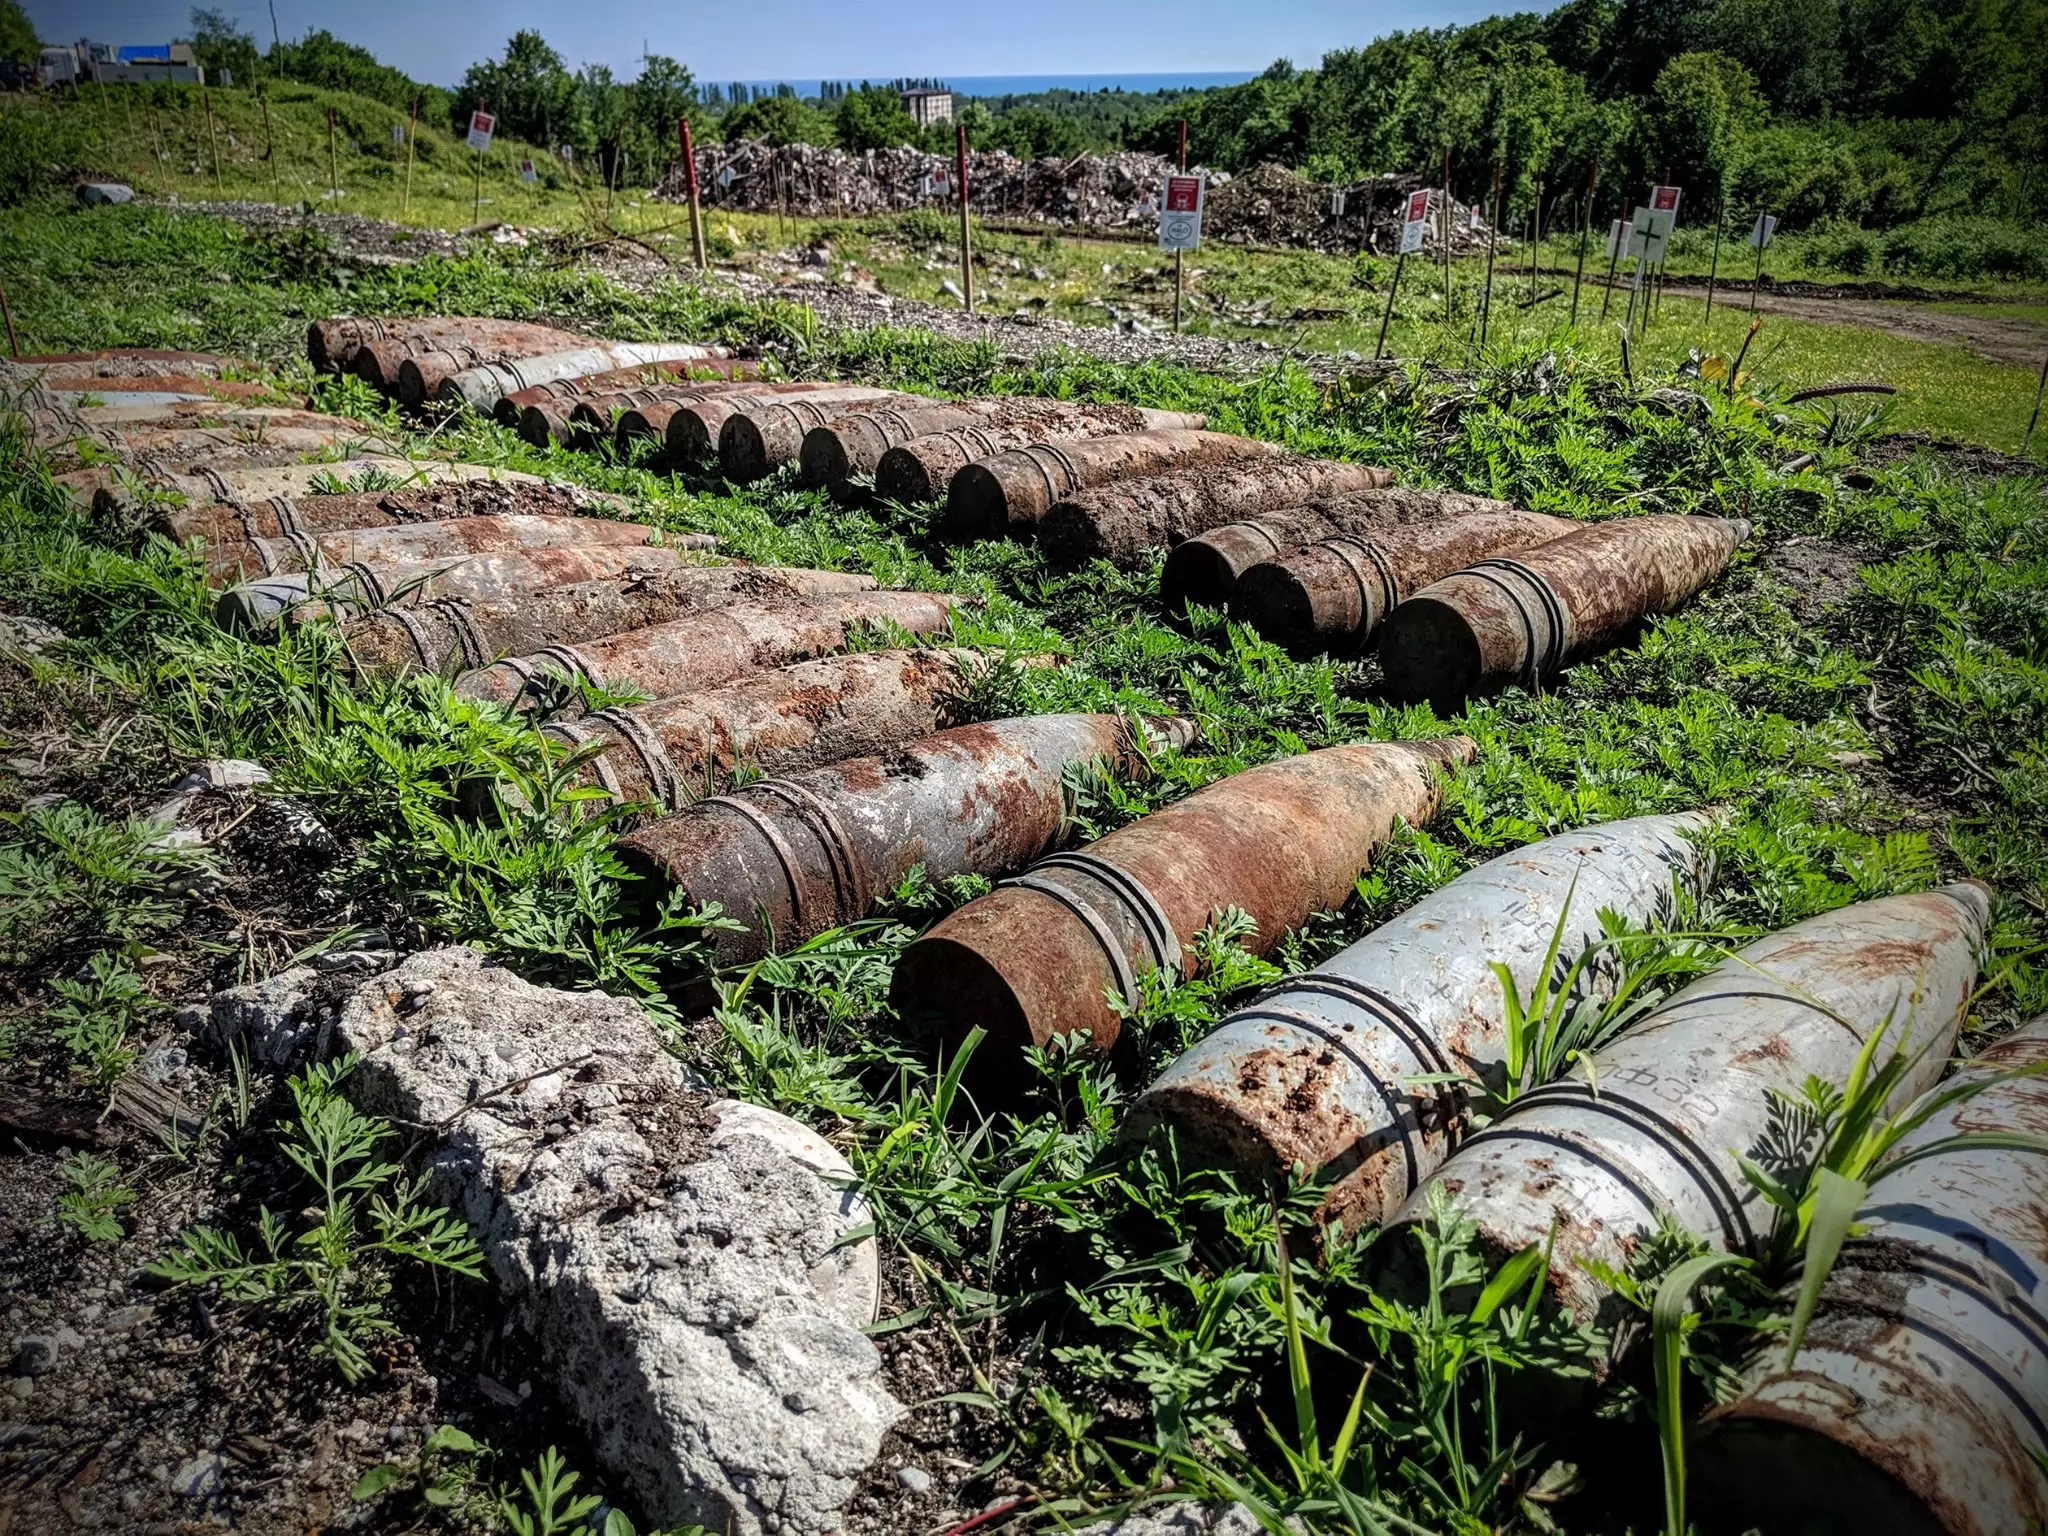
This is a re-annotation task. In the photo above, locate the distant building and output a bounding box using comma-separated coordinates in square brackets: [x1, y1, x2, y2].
[901, 87, 953, 127]
[38, 41, 205, 87]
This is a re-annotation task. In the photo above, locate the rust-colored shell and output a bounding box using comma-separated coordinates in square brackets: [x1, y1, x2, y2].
[939, 430, 1283, 542]
[872, 409, 1209, 506]
[890, 738, 1473, 1055]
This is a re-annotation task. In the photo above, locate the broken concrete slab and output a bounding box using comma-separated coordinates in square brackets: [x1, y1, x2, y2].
[331, 947, 897, 1535]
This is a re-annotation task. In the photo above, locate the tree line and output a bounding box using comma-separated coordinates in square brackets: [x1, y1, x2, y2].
[11, 0, 2036, 228]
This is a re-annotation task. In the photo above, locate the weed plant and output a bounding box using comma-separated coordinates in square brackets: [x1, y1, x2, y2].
[2, 210, 2046, 1532]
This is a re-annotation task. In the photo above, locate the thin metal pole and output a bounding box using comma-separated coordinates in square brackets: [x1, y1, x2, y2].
[1375, 250, 1406, 360]
[1570, 155, 1599, 326]
[2024, 351, 2048, 456]
[1704, 198, 1724, 321]
[1441, 146, 1453, 327]
[1480, 158, 1502, 347]
[682, 118, 707, 272]
[1173, 119, 1187, 336]
[402, 96, 418, 216]
[1600, 196, 1625, 321]
[0, 270, 20, 358]
[326, 105, 338, 199]
[956, 121, 973, 315]
[1529, 173, 1543, 303]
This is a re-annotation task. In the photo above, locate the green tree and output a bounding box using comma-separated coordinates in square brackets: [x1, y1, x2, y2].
[834, 85, 918, 152]
[720, 94, 832, 147]
[1648, 50, 1765, 201]
[458, 30, 580, 147]
[185, 7, 258, 85]
[631, 53, 699, 154]
[0, 0, 39, 68]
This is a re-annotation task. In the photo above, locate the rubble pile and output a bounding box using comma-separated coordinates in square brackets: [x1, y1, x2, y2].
[652, 142, 1496, 253]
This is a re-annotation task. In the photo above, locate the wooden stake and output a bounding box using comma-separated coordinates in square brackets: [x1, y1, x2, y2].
[1173, 119, 1187, 336]
[1480, 158, 1502, 347]
[956, 121, 973, 315]
[682, 119, 708, 272]
[402, 96, 418, 216]
[203, 87, 223, 190]
[2024, 350, 2048, 456]
[0, 269, 20, 358]
[260, 92, 280, 205]
[1570, 155, 1599, 326]
[326, 105, 339, 200]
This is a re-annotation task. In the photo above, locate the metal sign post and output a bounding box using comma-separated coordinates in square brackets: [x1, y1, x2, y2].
[0, 270, 20, 358]
[956, 121, 973, 315]
[1748, 212, 1777, 313]
[1704, 198, 1725, 320]
[1440, 147, 1454, 326]
[1173, 120, 1188, 334]
[2024, 351, 2047, 456]
[259, 93, 279, 205]
[202, 87, 223, 191]
[467, 106, 495, 223]
[1376, 187, 1432, 359]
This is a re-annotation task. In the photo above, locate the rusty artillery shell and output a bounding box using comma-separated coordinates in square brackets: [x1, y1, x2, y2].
[308, 316, 507, 374]
[1693, 1013, 2048, 1536]
[156, 475, 579, 559]
[1039, 457, 1395, 571]
[616, 713, 1188, 964]
[75, 454, 437, 522]
[341, 566, 878, 680]
[40, 374, 267, 403]
[390, 325, 594, 408]
[1236, 510, 1577, 656]
[1376, 883, 1991, 1325]
[453, 588, 964, 711]
[890, 738, 1473, 1055]
[630, 382, 852, 461]
[437, 343, 734, 414]
[714, 390, 920, 482]
[1128, 812, 1714, 1235]
[229, 513, 668, 582]
[360, 320, 592, 398]
[493, 356, 763, 429]
[798, 401, 1202, 495]
[939, 431, 1285, 544]
[548, 648, 999, 805]
[1160, 489, 1523, 612]
[215, 544, 710, 631]
[1379, 514, 1753, 708]
[45, 412, 373, 471]
[874, 410, 1209, 506]
[557, 379, 763, 451]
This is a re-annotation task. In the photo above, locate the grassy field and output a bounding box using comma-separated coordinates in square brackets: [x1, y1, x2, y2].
[13, 84, 2048, 457]
[3, 194, 2048, 1532]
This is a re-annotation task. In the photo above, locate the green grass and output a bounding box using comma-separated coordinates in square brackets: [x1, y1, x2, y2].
[4, 204, 2048, 1534]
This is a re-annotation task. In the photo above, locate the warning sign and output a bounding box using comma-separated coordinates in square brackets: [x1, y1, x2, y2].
[1399, 189, 1431, 255]
[1604, 218, 1630, 259]
[520, 157, 536, 184]
[1748, 213, 1778, 249]
[466, 110, 494, 153]
[1652, 184, 1682, 214]
[1157, 174, 1205, 251]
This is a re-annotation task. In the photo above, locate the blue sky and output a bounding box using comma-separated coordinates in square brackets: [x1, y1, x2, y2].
[28, 0, 1526, 87]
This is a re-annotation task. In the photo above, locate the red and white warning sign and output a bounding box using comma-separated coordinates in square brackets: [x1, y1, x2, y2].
[520, 157, 536, 183]
[1652, 184, 1682, 213]
[1399, 188, 1431, 254]
[1157, 173, 1205, 251]
[466, 109, 495, 153]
